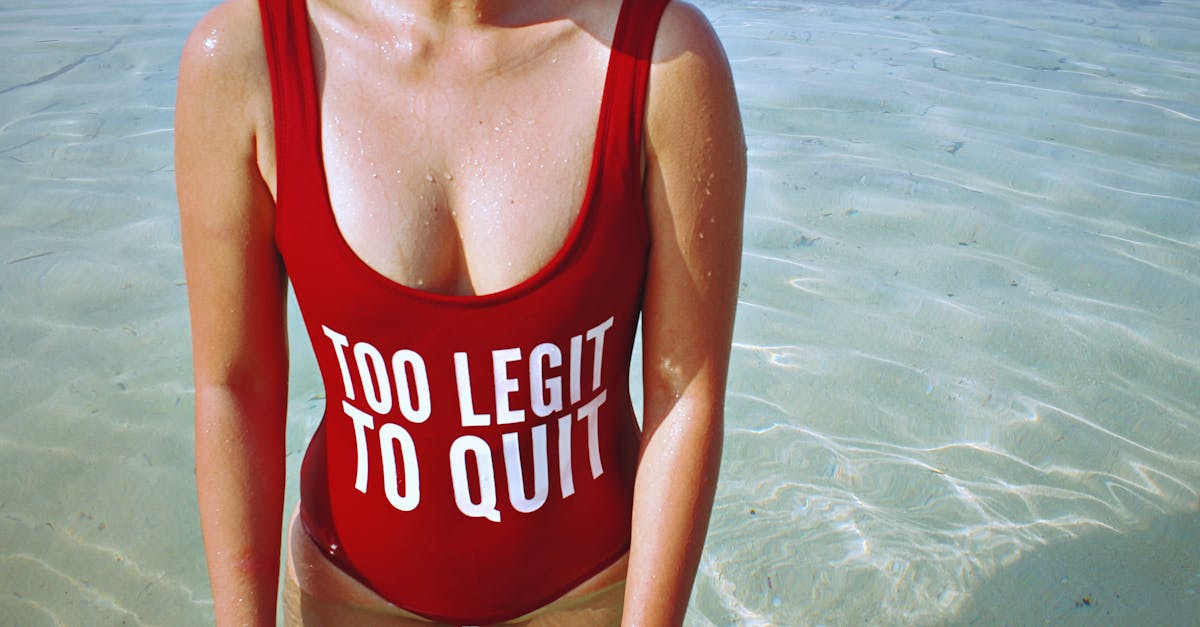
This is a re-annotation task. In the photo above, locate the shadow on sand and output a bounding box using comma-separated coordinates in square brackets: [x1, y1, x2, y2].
[945, 507, 1200, 626]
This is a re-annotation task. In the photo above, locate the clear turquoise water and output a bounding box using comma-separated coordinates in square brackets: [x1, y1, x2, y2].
[1, 1, 1197, 625]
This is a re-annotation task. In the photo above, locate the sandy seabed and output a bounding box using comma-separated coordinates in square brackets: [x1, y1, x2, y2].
[1, 1, 1198, 625]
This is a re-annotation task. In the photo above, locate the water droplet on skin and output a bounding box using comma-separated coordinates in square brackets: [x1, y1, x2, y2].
[443, 172, 453, 181]
[425, 173, 435, 183]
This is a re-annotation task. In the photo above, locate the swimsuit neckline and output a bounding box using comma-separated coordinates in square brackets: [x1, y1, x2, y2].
[298, 9, 618, 307]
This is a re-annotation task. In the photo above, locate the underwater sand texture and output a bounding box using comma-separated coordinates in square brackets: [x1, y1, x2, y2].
[1, 0, 1198, 625]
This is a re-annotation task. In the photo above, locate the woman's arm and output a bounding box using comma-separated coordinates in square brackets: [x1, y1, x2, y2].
[624, 3, 746, 625]
[175, 2, 287, 624]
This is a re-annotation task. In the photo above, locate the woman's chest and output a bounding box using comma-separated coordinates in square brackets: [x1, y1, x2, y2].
[315, 35, 609, 296]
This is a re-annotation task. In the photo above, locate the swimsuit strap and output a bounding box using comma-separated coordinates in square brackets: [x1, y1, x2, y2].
[596, 0, 672, 193]
[258, 0, 322, 236]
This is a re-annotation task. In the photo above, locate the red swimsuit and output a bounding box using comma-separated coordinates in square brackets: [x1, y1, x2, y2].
[258, 0, 669, 622]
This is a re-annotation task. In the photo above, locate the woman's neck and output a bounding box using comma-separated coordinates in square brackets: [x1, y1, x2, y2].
[316, 0, 533, 29]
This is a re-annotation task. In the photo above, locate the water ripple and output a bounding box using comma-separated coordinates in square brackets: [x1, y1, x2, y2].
[1, 0, 1198, 625]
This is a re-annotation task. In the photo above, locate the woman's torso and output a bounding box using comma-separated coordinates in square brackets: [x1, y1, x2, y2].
[255, 0, 665, 622]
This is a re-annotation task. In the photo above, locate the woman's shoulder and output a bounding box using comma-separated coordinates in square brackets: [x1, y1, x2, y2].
[652, 1, 728, 67]
[178, 0, 270, 106]
[646, 1, 741, 148]
[176, 0, 276, 226]
[177, 0, 274, 187]
[642, 0, 745, 228]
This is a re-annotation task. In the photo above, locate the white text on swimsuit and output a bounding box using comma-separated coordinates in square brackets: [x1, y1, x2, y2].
[321, 316, 615, 522]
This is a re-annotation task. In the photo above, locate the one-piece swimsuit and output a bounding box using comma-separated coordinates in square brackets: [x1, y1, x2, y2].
[258, 0, 670, 622]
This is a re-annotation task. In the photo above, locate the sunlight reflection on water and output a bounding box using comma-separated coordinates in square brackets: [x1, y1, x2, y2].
[0, 0, 1197, 625]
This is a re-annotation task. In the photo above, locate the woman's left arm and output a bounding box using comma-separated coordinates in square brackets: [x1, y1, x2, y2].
[623, 3, 746, 625]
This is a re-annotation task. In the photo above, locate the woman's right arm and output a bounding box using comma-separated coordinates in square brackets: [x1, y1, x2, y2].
[175, 2, 288, 624]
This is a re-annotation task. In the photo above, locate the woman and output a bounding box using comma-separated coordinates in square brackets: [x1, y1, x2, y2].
[176, 0, 743, 624]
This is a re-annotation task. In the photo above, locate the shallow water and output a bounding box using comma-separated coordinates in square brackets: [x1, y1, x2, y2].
[1, 0, 1198, 625]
